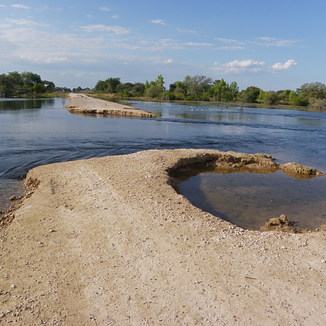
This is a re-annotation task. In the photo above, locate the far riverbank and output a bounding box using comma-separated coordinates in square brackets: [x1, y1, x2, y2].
[92, 93, 320, 112]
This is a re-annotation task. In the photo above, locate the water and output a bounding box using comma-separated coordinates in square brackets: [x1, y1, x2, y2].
[179, 169, 326, 230]
[1, 98, 325, 227]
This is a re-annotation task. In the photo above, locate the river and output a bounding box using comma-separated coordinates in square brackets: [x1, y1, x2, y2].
[1, 97, 325, 228]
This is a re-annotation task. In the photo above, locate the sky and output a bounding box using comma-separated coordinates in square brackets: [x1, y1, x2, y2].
[0, 0, 326, 91]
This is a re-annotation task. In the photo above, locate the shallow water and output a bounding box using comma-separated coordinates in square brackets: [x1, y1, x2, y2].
[179, 169, 326, 230]
[0, 98, 325, 227]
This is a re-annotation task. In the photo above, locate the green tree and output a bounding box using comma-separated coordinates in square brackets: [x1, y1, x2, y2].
[288, 91, 308, 106]
[131, 83, 145, 96]
[7, 71, 24, 96]
[168, 81, 187, 100]
[145, 85, 163, 98]
[0, 72, 52, 97]
[94, 77, 121, 93]
[155, 74, 165, 91]
[21, 72, 42, 94]
[263, 91, 278, 105]
[238, 86, 261, 103]
[0, 74, 14, 97]
[184, 75, 212, 100]
[105, 77, 121, 93]
[276, 90, 291, 104]
[211, 79, 239, 102]
[94, 80, 107, 92]
[33, 83, 47, 95]
[212, 79, 227, 101]
[228, 82, 239, 101]
[298, 82, 326, 100]
[256, 90, 265, 103]
[144, 74, 165, 98]
[44, 81, 56, 93]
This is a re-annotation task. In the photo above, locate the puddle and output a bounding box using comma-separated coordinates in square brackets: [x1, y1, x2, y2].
[178, 168, 326, 230]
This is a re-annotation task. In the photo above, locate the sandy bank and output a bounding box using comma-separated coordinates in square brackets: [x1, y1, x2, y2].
[65, 93, 155, 118]
[0, 149, 325, 325]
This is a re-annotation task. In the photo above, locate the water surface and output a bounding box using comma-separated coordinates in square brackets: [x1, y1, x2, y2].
[179, 169, 325, 230]
[1, 98, 325, 226]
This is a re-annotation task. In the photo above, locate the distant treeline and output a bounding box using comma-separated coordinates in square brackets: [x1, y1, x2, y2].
[93, 74, 326, 110]
[0, 71, 75, 98]
[0, 72, 54, 97]
[2, 71, 326, 110]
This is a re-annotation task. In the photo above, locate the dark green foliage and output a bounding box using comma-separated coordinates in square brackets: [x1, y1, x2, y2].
[212, 79, 239, 102]
[0, 71, 56, 98]
[144, 74, 165, 98]
[95, 77, 121, 93]
[288, 91, 308, 106]
[263, 91, 278, 105]
[298, 82, 326, 100]
[238, 86, 262, 103]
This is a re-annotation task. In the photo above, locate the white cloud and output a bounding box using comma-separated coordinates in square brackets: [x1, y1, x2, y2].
[183, 42, 213, 47]
[162, 58, 176, 64]
[0, 23, 11, 29]
[114, 38, 215, 52]
[11, 4, 30, 9]
[175, 28, 197, 34]
[225, 59, 265, 68]
[216, 46, 246, 50]
[215, 36, 299, 49]
[150, 19, 165, 25]
[213, 59, 265, 73]
[81, 24, 130, 35]
[135, 38, 182, 51]
[256, 37, 300, 47]
[112, 15, 120, 19]
[99, 7, 110, 12]
[6, 18, 47, 27]
[270, 59, 297, 71]
[0, 26, 106, 66]
[215, 37, 246, 45]
[17, 53, 70, 64]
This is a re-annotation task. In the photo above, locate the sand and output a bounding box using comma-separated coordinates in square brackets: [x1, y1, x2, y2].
[65, 93, 155, 118]
[0, 148, 325, 326]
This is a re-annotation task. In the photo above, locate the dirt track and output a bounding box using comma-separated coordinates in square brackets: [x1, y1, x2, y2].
[0, 149, 325, 325]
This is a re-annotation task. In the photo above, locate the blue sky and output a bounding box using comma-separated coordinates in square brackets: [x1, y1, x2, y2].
[0, 0, 325, 90]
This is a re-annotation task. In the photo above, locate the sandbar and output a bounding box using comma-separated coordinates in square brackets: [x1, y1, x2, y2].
[0, 149, 325, 325]
[65, 93, 155, 118]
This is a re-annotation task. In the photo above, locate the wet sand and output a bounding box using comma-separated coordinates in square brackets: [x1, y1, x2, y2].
[65, 93, 155, 118]
[0, 149, 325, 325]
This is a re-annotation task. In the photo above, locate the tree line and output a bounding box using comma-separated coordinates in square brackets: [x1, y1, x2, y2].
[1, 71, 326, 110]
[94, 74, 326, 110]
[0, 72, 58, 97]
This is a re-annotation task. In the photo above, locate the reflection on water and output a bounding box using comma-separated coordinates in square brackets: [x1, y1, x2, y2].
[0, 98, 51, 111]
[179, 170, 326, 230]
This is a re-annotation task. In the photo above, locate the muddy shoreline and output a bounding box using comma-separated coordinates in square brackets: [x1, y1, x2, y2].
[1, 149, 325, 325]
